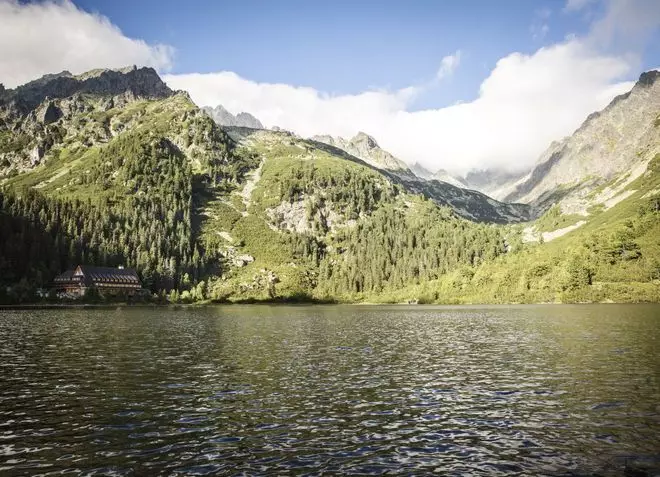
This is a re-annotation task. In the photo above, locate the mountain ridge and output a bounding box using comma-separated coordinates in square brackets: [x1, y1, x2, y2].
[501, 69, 660, 213]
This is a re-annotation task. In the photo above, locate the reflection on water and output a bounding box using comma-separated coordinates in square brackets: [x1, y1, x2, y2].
[0, 304, 658, 475]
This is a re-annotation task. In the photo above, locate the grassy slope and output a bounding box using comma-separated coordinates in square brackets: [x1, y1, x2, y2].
[201, 139, 402, 301]
[3, 95, 198, 197]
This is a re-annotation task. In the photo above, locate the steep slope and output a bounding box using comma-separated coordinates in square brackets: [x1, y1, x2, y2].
[200, 127, 522, 301]
[380, 153, 660, 304]
[0, 67, 251, 294]
[397, 174, 532, 223]
[307, 131, 531, 222]
[3, 66, 655, 304]
[202, 104, 263, 129]
[0, 66, 530, 303]
[502, 70, 660, 213]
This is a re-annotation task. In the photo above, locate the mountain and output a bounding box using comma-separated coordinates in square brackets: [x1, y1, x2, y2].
[311, 132, 413, 176]
[306, 132, 530, 222]
[501, 70, 660, 214]
[410, 162, 434, 180]
[462, 168, 525, 198]
[0, 65, 173, 173]
[202, 104, 263, 129]
[432, 169, 468, 189]
[0, 67, 658, 305]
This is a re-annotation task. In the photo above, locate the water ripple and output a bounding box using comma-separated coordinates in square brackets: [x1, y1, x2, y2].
[0, 304, 658, 475]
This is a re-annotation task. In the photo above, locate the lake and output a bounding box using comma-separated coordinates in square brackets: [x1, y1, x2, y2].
[0, 304, 658, 475]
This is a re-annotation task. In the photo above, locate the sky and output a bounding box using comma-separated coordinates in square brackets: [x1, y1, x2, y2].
[1, 0, 659, 175]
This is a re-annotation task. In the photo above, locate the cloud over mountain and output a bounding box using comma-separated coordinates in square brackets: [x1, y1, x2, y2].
[2, 0, 657, 175]
[0, 0, 174, 88]
[166, 41, 635, 175]
[166, 0, 658, 175]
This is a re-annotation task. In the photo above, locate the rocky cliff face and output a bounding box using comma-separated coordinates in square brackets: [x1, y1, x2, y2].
[0, 66, 175, 173]
[0, 66, 172, 117]
[202, 105, 263, 129]
[501, 70, 660, 213]
[311, 132, 413, 176]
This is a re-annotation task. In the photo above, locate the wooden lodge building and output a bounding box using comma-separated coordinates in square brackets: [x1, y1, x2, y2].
[53, 265, 142, 297]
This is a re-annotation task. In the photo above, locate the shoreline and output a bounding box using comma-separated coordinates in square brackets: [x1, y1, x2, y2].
[1, 301, 659, 310]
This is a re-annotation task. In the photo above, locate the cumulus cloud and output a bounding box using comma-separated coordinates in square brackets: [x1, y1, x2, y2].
[436, 51, 462, 80]
[0, 0, 174, 88]
[166, 42, 637, 175]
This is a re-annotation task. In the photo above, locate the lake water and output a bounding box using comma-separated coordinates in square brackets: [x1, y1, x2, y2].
[0, 305, 658, 475]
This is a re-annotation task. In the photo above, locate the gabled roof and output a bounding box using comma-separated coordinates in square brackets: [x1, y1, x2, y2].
[54, 265, 141, 287]
[75, 266, 140, 286]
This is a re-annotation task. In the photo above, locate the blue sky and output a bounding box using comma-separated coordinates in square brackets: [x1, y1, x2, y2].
[72, 0, 623, 110]
[2, 0, 659, 173]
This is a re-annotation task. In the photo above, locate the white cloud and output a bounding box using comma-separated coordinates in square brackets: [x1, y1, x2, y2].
[436, 51, 462, 80]
[2, 0, 655, 177]
[167, 0, 660, 175]
[0, 0, 174, 88]
[166, 39, 635, 175]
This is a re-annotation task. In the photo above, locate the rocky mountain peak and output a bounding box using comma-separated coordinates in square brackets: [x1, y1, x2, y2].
[432, 169, 468, 189]
[410, 162, 434, 180]
[1, 66, 172, 116]
[352, 131, 379, 148]
[637, 69, 660, 86]
[203, 104, 264, 129]
[311, 132, 412, 175]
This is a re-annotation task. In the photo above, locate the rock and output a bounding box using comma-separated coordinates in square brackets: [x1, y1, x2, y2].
[0, 66, 173, 116]
[432, 169, 468, 189]
[231, 254, 255, 267]
[410, 162, 434, 180]
[30, 144, 44, 165]
[235, 112, 263, 129]
[37, 101, 62, 124]
[501, 69, 660, 213]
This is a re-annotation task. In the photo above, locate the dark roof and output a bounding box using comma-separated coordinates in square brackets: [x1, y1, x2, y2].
[54, 265, 140, 287]
[77, 265, 139, 279]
